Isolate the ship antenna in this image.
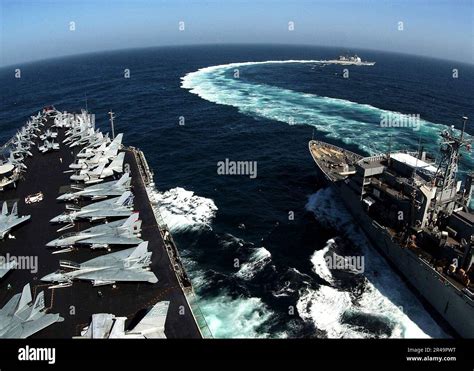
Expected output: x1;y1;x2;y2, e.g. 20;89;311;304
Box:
387;134;392;160
85;93;88;112
108;110;116;139
461;115;468;141
415;134;422;174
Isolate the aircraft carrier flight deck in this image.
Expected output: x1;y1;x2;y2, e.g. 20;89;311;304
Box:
0;108;204;339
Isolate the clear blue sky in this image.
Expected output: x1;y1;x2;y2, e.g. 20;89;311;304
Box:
0;0;472;66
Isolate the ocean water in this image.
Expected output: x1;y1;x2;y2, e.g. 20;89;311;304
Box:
1;45;473;338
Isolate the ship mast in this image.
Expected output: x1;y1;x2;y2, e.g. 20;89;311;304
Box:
108;110;116;139
433;116;470;192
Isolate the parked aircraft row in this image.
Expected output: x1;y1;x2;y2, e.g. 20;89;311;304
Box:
0;109;63;191
42;115;157;288
0;109;167;338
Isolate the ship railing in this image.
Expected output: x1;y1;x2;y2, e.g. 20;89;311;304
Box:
185;291;214;338
359;154;386;164
133;147;213;338
151;203;214;338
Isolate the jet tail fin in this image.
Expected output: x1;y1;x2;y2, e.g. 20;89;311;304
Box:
130;301;169;338
11;202;18;216
115;172;131;188
92;162;107;176
27;291;45;321
97;142;107;152
109;133;123;150
107;152;125;173
2;202;7;216
15;283;32;315
128;241;149;261
116;191;134;206
121;213;139;228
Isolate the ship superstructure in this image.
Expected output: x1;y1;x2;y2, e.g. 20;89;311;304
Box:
325;54;376;66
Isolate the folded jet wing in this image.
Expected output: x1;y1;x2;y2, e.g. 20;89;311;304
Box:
0;283;64;338
57;172;131;201
46;213;142;249
0;202;31;239
50;191;134;223
78;300;169;338
40;241;158;287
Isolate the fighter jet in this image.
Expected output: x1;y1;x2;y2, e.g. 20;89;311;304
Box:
69;134;123;170
41;241;158;287
38;139;59;153
50;190;134;223
63;111;95;144
64;126;97;147
76;133;110;159
46;213;143;249
0;283;64;338
10;142;33;158
0;202;31;239
13;130;35;148
53;111;75;128
39;128;58;141
57;172;131;201
8;152;27;170
69;128;102;148
78;301;169;338
70;152;126;184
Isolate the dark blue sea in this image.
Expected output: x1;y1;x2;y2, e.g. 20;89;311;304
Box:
1;45;473;338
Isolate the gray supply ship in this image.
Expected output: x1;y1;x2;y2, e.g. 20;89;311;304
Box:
309;117;474;338
325;54;376;66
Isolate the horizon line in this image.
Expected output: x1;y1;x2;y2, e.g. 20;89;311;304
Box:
1;42;473;70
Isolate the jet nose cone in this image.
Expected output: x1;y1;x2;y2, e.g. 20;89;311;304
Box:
56;194;69;201
46;240;57;247
50;216;60;223
40;273;54;282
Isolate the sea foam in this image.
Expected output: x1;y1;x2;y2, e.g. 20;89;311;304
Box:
181;60;473;185
303;188;448;338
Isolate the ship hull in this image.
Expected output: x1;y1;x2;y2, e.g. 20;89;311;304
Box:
333;180;474;338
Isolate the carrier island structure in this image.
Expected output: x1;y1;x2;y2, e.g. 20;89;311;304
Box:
309;117;474;338
0;107;211;338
